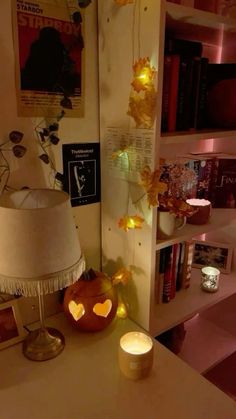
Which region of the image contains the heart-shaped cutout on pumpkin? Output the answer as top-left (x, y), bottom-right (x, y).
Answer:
top-left (93, 299), bottom-right (112, 318)
top-left (68, 301), bottom-right (85, 321)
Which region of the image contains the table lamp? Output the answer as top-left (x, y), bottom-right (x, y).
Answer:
top-left (0, 189), bottom-right (85, 361)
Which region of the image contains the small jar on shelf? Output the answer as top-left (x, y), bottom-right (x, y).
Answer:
top-left (201, 266), bottom-right (220, 292)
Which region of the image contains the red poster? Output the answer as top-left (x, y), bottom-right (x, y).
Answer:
top-left (13, 0), bottom-right (85, 117)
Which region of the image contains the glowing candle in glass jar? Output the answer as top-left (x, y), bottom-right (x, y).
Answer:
top-left (118, 331), bottom-right (153, 380)
top-left (201, 266), bottom-right (220, 293)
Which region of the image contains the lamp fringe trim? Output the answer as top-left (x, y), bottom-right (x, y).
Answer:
top-left (0, 255), bottom-right (86, 297)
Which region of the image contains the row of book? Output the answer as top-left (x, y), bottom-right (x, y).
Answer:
top-left (155, 241), bottom-right (194, 304)
top-left (185, 153), bottom-right (236, 208)
top-left (161, 37), bottom-right (208, 132)
top-left (161, 36), bottom-right (236, 133)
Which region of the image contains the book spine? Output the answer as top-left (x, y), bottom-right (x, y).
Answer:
top-left (168, 55), bottom-right (180, 132)
top-left (154, 251), bottom-right (161, 304)
top-left (195, 158), bottom-right (214, 199)
top-left (194, 0), bottom-right (217, 13)
top-left (156, 248), bottom-right (167, 304)
top-left (161, 55), bottom-right (172, 132)
top-left (176, 242), bottom-right (184, 291)
top-left (208, 157), bottom-right (219, 207)
top-left (170, 243), bottom-right (180, 299)
top-left (195, 57), bottom-right (209, 129)
top-left (163, 246), bottom-right (173, 303)
top-left (189, 56), bottom-right (201, 129)
top-left (165, 37), bottom-right (203, 57)
top-left (210, 158), bottom-right (236, 208)
top-left (176, 56), bottom-right (194, 131)
top-left (202, 159), bottom-right (214, 199)
top-left (181, 0), bottom-right (194, 5)
top-left (181, 241), bottom-right (194, 289)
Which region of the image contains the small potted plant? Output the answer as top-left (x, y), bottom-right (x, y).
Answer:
top-left (156, 161), bottom-right (197, 238)
top-left (158, 195), bottom-right (197, 218)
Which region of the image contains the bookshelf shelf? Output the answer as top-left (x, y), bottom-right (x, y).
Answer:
top-left (151, 268), bottom-right (236, 336)
top-left (166, 2), bottom-right (236, 37)
top-left (161, 129), bottom-right (236, 145)
top-left (178, 306), bottom-right (236, 374)
top-left (156, 209), bottom-right (236, 250)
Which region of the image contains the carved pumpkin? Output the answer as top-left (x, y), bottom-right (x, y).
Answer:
top-left (63, 268), bottom-right (118, 332)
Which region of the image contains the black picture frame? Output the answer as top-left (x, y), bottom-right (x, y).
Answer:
top-left (62, 143), bottom-right (100, 207)
top-left (192, 240), bottom-right (233, 274)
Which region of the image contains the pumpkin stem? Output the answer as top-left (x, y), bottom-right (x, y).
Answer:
top-left (81, 268), bottom-right (97, 281)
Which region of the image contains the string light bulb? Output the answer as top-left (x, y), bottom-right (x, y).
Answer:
top-left (131, 57), bottom-right (157, 93)
top-left (117, 302), bottom-right (128, 319)
top-left (118, 215), bottom-right (144, 231)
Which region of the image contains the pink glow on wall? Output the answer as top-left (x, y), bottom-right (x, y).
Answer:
top-left (198, 233), bottom-right (207, 241)
top-left (216, 25), bottom-right (224, 63)
top-left (198, 138), bottom-right (215, 153)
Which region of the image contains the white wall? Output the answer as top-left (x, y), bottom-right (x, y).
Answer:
top-left (0, 0), bottom-right (100, 323)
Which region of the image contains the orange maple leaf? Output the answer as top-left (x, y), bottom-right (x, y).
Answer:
top-left (158, 196), bottom-right (197, 218)
top-left (118, 215), bottom-right (144, 231)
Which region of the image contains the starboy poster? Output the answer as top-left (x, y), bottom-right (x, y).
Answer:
top-left (12, 0), bottom-right (85, 117)
top-left (62, 143), bottom-right (100, 207)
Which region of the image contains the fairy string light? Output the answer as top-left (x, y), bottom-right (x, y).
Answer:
top-left (109, 1), bottom-right (159, 232)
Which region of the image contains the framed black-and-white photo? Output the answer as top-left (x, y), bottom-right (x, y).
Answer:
top-left (192, 240), bottom-right (233, 274)
top-left (0, 299), bottom-right (25, 351)
top-left (62, 143), bottom-right (100, 207)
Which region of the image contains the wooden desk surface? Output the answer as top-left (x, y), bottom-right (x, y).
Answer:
top-left (0, 313), bottom-right (235, 419)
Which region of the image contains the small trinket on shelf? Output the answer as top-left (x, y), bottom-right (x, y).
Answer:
top-left (201, 266), bottom-right (220, 293)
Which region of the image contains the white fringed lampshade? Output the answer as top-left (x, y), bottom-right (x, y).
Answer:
top-left (0, 189), bottom-right (85, 297)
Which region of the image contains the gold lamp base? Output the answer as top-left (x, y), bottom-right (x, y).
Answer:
top-left (23, 327), bottom-right (65, 361)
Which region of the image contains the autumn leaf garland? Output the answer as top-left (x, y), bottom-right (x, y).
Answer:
top-left (128, 57), bottom-right (158, 129)
top-left (118, 165), bottom-right (168, 232)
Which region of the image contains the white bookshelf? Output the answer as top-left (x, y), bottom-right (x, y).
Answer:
top-left (99, 0), bottom-right (236, 337)
top-left (179, 292), bottom-right (236, 374)
top-left (178, 309), bottom-right (236, 373)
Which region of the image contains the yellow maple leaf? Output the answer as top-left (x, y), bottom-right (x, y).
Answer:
top-left (140, 166), bottom-right (167, 207)
top-left (127, 87), bottom-right (157, 128)
top-left (118, 214), bottom-right (144, 231)
top-left (131, 57), bottom-right (156, 92)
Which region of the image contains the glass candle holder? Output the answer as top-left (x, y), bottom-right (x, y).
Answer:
top-left (118, 331), bottom-right (153, 380)
top-left (186, 199), bottom-right (212, 225)
top-left (201, 266), bottom-right (220, 293)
